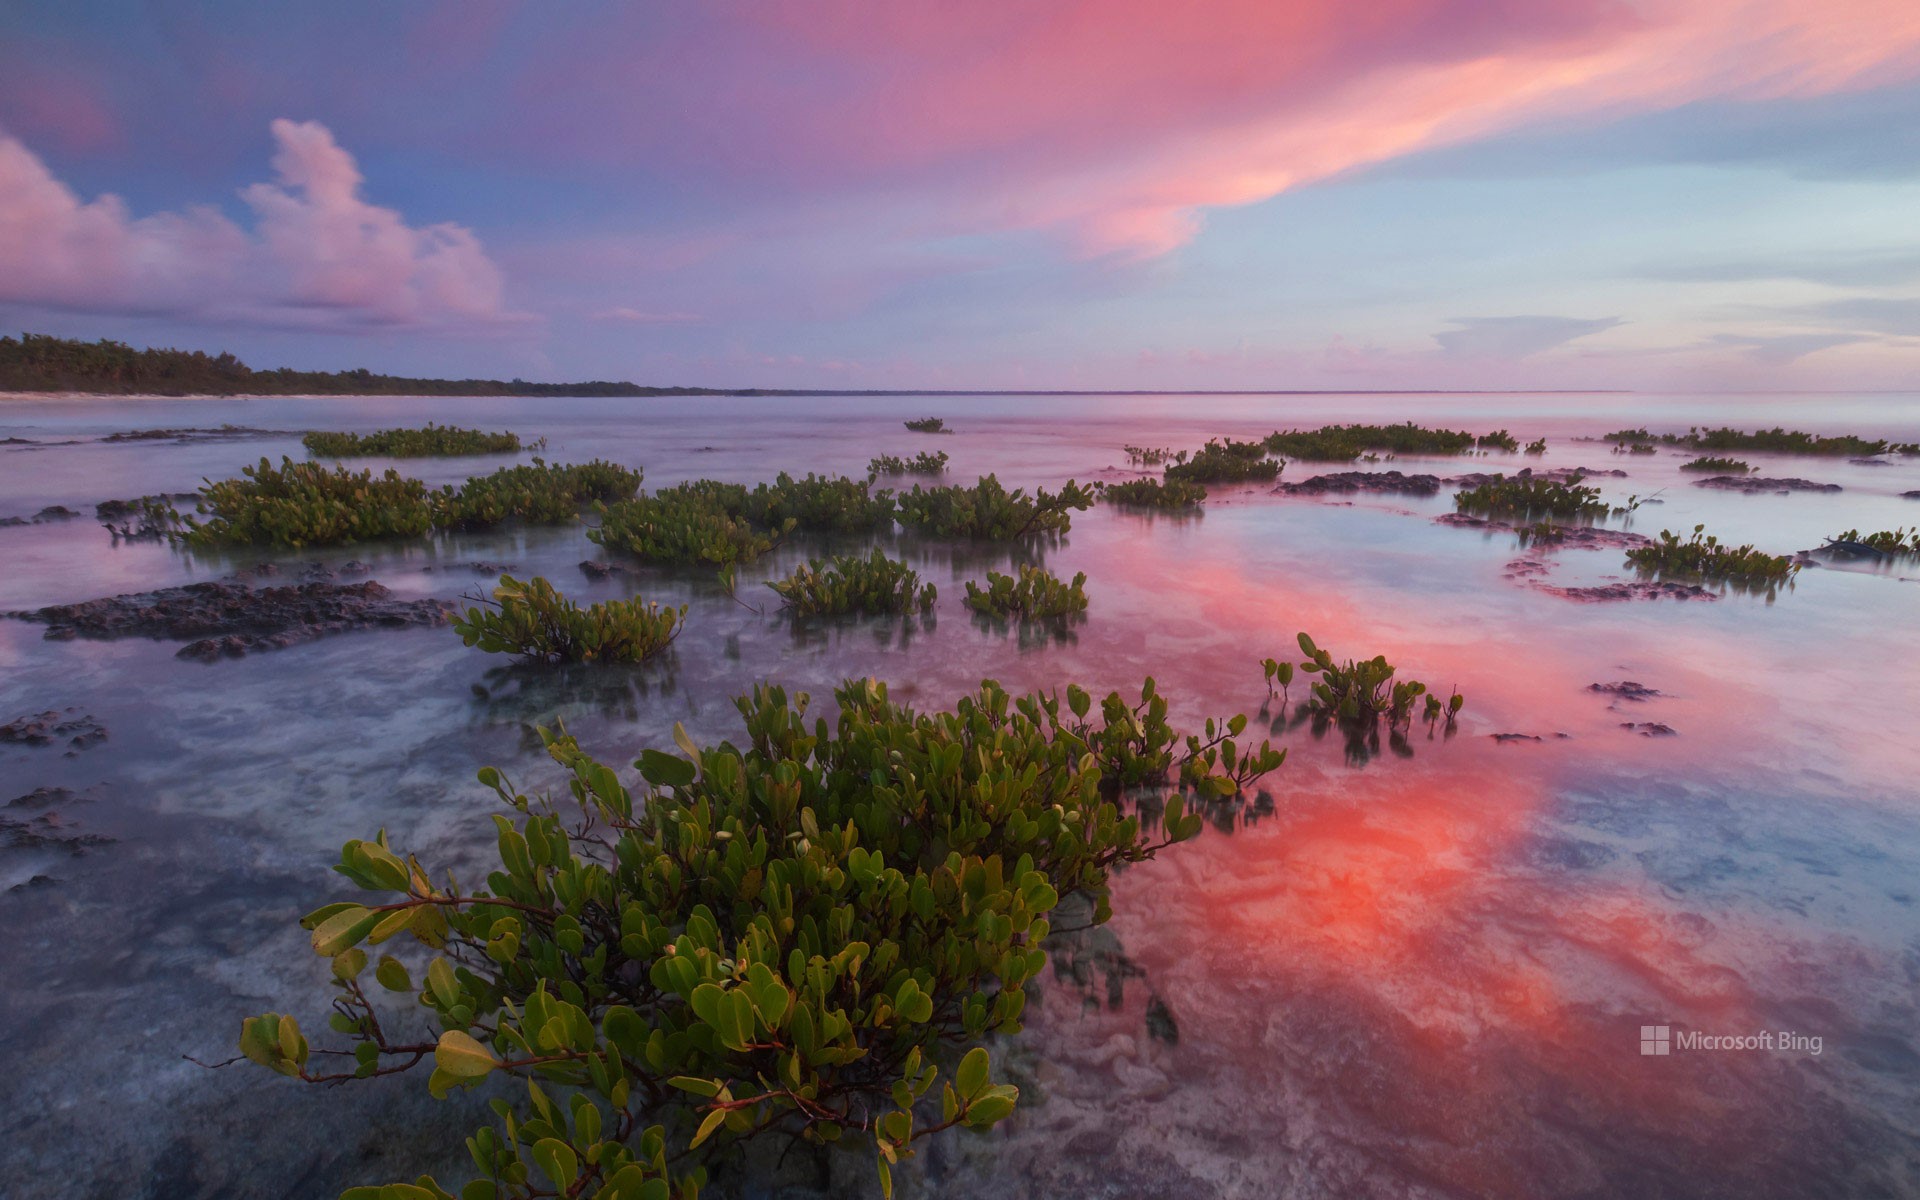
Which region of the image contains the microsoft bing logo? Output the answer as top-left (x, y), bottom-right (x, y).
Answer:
top-left (1641, 1025), bottom-right (1671, 1055)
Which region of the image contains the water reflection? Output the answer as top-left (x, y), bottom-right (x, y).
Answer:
top-left (0, 393), bottom-right (1916, 1199)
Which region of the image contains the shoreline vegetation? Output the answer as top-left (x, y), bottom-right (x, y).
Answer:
top-left (2, 333), bottom-right (1624, 398)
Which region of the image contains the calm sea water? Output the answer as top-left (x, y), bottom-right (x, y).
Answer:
top-left (1, 392), bottom-right (1917, 1199)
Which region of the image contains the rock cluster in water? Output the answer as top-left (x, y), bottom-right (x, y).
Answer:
top-left (1542, 581), bottom-right (1720, 602)
top-left (1693, 475), bottom-right (1841, 494)
top-left (8, 570), bottom-right (455, 661)
top-left (0, 709), bottom-right (107, 754)
top-left (1, 787), bottom-right (113, 876)
top-left (1589, 681), bottom-right (1662, 701)
top-left (1276, 471), bottom-right (1444, 496)
top-left (0, 505), bottom-right (86, 527)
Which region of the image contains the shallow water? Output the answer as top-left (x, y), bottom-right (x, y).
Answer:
top-left (1, 392), bottom-right (1917, 1199)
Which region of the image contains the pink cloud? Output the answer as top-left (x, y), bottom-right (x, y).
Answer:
top-left (591, 307), bottom-right (703, 324)
top-left (0, 118), bottom-right (526, 331)
top-left (520, 0), bottom-right (1920, 258)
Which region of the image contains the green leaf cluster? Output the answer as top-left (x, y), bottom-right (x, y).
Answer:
top-left (1452, 473), bottom-right (1610, 519)
top-left (1476, 429), bottom-right (1519, 452)
top-left (1163, 438), bottom-right (1279, 483)
top-left (237, 673), bottom-right (1287, 1198)
top-left (303, 423), bottom-right (525, 458)
top-left (867, 451), bottom-right (948, 477)
top-left (1286, 631), bottom-right (1464, 727)
top-left (1603, 426), bottom-right (1916, 456)
top-left (184, 457), bottom-right (436, 548)
top-left (1102, 477), bottom-right (1206, 509)
top-left (767, 550), bottom-right (937, 616)
top-left (742, 473), bottom-right (897, 534)
top-left (1680, 456), bottom-right (1752, 473)
top-left (1263, 422), bottom-right (1482, 461)
top-left (902, 417), bottom-right (948, 433)
top-left (963, 566), bottom-right (1088, 620)
top-left (590, 482), bottom-right (793, 567)
top-left (1625, 524), bottom-right (1800, 586)
top-left (182, 456), bottom-right (642, 548)
top-left (895, 475), bottom-right (1094, 539)
top-left (1122, 444), bottom-right (1174, 466)
top-left (453, 575), bottom-right (685, 663)
top-left (433, 460), bottom-right (645, 529)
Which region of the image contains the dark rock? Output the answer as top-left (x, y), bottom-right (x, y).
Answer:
top-left (1445, 466), bottom-right (1623, 488)
top-left (1, 803), bottom-right (112, 855)
top-left (9, 579), bottom-right (454, 661)
top-left (1621, 721), bottom-right (1678, 737)
top-left (1145, 996), bottom-right (1179, 1045)
top-left (424, 560), bottom-right (515, 574)
top-left (579, 560), bottom-right (632, 580)
top-left (33, 505), bottom-right (79, 520)
top-left (1589, 681), bottom-right (1661, 701)
top-left (1541, 581), bottom-right (1720, 602)
top-left (1693, 475), bottom-right (1841, 494)
top-left (99, 425), bottom-right (285, 444)
top-left (1904, 491), bottom-right (1920, 500)
top-left (6, 786), bottom-right (81, 811)
top-left (1504, 558), bottom-right (1551, 579)
top-left (1276, 470), bottom-right (1442, 497)
top-left (95, 493), bottom-right (198, 521)
top-left (0, 709), bottom-right (106, 753)
top-left (7, 874), bottom-right (57, 892)
top-left (1491, 733), bottom-right (1544, 744)
top-left (0, 436), bottom-right (34, 445)
top-left (1435, 512), bottom-right (1649, 549)
top-left (0, 516), bottom-right (25, 527)
top-left (1849, 457), bottom-right (1896, 466)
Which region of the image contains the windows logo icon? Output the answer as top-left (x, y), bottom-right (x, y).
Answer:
top-left (1641, 1025), bottom-right (1671, 1056)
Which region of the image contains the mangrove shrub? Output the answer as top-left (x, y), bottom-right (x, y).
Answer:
top-left (767, 549), bottom-right (937, 616)
top-left (304, 423), bottom-right (526, 458)
top-left (453, 575), bottom-right (685, 663)
top-left (236, 674), bottom-right (1285, 1198)
top-left (895, 476), bottom-right (1094, 539)
top-left (964, 566), bottom-right (1089, 620)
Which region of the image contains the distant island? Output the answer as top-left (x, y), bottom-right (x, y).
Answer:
top-left (0, 333), bottom-right (694, 397)
top-left (0, 332), bottom-right (1624, 398)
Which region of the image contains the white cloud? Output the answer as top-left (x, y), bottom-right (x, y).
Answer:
top-left (0, 118), bottom-right (528, 331)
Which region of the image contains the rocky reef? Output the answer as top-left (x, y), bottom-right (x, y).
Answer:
top-left (8, 573), bottom-right (455, 661)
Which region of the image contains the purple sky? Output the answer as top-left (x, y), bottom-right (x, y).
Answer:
top-left (4, 1), bottom-right (1920, 390)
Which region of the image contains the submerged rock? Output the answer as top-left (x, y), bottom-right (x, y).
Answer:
top-left (1276, 470), bottom-right (1443, 497)
top-left (9, 579), bottom-right (454, 661)
top-left (423, 560), bottom-right (516, 574)
top-left (1541, 581), bottom-right (1720, 602)
top-left (0, 709), bottom-right (106, 754)
top-left (579, 560), bottom-right (633, 580)
top-left (1621, 721), bottom-right (1678, 737)
top-left (1435, 512), bottom-right (1649, 549)
top-left (99, 425), bottom-right (287, 444)
top-left (1693, 475), bottom-right (1841, 494)
top-left (1, 787), bottom-right (112, 857)
top-left (1588, 681), bottom-right (1662, 701)
top-left (95, 493), bottom-right (199, 521)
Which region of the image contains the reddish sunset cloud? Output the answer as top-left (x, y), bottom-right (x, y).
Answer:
top-left (692, 0), bottom-right (1920, 255)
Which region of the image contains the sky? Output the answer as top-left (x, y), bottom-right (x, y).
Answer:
top-left (3, 1), bottom-right (1920, 391)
